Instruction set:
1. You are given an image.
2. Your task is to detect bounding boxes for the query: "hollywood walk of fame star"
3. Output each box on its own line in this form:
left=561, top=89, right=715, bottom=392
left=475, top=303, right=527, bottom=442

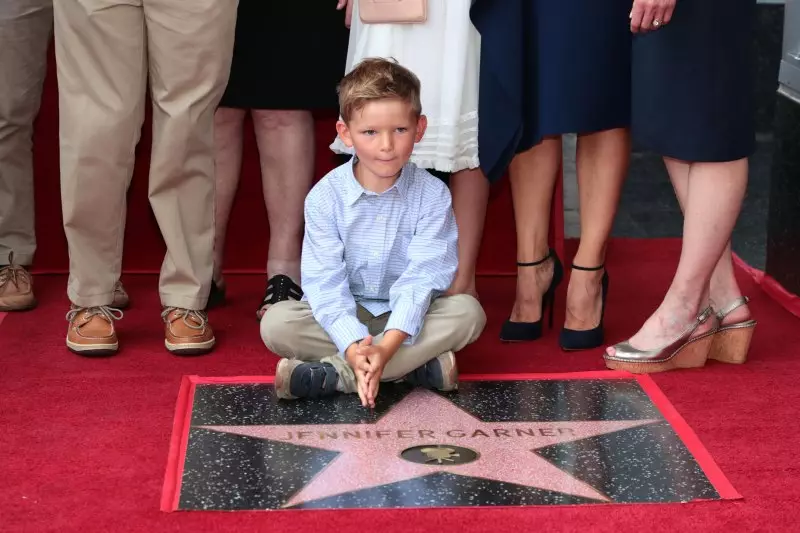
left=201, top=388, right=658, bottom=508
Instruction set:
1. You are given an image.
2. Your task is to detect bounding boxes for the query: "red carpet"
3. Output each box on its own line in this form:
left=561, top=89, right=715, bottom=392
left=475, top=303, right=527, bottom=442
left=2, top=239, right=799, bottom=532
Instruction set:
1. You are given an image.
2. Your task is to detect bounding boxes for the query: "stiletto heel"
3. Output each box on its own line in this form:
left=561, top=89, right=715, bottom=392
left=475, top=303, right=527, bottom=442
left=559, top=264, right=608, bottom=351
left=500, top=249, right=564, bottom=342
left=604, top=307, right=716, bottom=374
left=709, top=296, right=756, bottom=364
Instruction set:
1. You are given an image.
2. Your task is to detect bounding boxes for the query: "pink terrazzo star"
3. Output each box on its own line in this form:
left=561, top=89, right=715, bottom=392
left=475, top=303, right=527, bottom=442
left=203, top=388, right=658, bottom=507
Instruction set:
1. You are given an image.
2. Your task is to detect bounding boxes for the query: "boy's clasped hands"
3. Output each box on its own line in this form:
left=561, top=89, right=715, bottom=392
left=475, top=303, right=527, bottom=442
left=345, top=330, right=408, bottom=408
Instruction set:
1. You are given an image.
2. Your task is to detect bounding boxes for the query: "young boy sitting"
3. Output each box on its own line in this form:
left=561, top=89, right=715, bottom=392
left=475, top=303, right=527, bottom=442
left=260, top=58, right=486, bottom=407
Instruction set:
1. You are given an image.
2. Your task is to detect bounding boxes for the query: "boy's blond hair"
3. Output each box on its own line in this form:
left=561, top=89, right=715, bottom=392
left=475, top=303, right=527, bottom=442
left=337, top=58, right=422, bottom=123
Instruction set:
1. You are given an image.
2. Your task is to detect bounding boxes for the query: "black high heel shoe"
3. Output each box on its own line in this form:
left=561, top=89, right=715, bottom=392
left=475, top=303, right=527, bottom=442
left=500, top=249, right=564, bottom=342
left=559, top=264, right=609, bottom=351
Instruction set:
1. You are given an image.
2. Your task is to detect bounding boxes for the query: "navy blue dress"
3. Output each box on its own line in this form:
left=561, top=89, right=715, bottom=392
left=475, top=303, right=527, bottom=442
left=470, top=0, right=633, bottom=182
left=631, top=0, right=756, bottom=162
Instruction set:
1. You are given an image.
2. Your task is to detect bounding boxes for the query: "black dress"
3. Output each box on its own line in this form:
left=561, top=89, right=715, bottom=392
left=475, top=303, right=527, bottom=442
left=219, top=1, right=350, bottom=110
left=470, top=0, right=633, bottom=182
left=631, top=0, right=756, bottom=162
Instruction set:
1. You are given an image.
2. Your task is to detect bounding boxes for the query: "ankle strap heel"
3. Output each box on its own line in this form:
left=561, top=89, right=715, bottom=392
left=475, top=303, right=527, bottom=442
left=500, top=249, right=564, bottom=343
left=559, top=263, right=609, bottom=351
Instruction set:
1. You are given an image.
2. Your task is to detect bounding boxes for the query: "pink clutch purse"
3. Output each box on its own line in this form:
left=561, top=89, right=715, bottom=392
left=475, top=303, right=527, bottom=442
left=359, top=0, right=427, bottom=24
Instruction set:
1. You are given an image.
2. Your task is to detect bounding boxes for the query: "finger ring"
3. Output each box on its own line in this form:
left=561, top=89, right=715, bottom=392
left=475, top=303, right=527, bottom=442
left=653, top=19, right=662, bottom=27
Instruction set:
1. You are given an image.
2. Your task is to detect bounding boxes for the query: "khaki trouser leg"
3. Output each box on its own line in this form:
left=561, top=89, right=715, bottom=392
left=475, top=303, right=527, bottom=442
left=0, top=0, right=53, bottom=266
left=144, top=0, right=238, bottom=310
left=54, top=0, right=147, bottom=307
left=376, top=295, right=486, bottom=380
left=261, top=295, right=487, bottom=394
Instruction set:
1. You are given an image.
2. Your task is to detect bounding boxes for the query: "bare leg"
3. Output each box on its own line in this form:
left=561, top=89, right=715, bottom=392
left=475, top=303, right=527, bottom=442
left=566, top=128, right=629, bottom=330
left=446, top=167, right=490, bottom=298
left=252, top=109, right=314, bottom=318
left=665, top=157, right=751, bottom=326
left=212, top=107, right=247, bottom=285
left=607, top=158, right=748, bottom=354
left=509, top=137, right=561, bottom=323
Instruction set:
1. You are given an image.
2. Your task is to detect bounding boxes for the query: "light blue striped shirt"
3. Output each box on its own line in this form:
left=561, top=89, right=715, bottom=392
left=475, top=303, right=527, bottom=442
left=301, top=158, right=458, bottom=356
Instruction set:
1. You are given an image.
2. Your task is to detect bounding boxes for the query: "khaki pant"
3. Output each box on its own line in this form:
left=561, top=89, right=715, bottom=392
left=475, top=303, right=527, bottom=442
left=53, top=0, right=238, bottom=308
left=260, top=294, right=487, bottom=393
left=0, top=0, right=53, bottom=266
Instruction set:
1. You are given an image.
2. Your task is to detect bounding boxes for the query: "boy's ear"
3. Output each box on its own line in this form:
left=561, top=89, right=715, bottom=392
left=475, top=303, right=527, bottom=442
left=336, top=119, right=354, bottom=148
left=414, top=114, right=428, bottom=143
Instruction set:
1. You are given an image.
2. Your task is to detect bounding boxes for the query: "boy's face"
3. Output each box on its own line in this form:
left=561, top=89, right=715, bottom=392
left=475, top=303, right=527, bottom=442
left=336, top=99, right=427, bottom=184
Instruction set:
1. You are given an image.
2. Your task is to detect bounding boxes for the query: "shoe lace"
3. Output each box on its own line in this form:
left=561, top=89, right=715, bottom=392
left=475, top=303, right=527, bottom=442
left=65, top=305, right=124, bottom=323
left=161, top=307, right=208, bottom=330
left=0, top=252, right=31, bottom=290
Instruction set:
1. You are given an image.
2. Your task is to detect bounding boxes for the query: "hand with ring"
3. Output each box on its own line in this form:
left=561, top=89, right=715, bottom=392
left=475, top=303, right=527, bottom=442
left=629, top=0, right=676, bottom=33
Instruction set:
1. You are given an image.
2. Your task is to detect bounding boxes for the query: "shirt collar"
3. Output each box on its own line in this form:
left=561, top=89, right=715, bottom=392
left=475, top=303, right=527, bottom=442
left=343, top=156, right=412, bottom=206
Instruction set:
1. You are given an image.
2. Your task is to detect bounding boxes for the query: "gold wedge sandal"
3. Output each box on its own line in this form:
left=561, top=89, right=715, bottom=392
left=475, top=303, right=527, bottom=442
left=708, top=296, right=756, bottom=364
left=604, top=306, right=717, bottom=374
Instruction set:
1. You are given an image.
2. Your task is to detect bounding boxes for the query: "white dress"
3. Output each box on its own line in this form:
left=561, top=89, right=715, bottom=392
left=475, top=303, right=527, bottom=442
left=330, top=0, right=481, bottom=173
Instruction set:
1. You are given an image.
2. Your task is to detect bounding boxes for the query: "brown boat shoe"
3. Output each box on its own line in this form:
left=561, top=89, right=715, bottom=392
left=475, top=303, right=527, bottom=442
left=0, top=253, right=36, bottom=312
left=66, top=305, right=123, bottom=356
left=162, top=307, right=215, bottom=355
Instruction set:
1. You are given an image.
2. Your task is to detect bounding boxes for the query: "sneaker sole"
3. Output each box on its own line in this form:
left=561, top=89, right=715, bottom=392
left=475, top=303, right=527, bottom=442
left=273, top=359, right=298, bottom=400
left=438, top=351, right=459, bottom=391
left=66, top=339, right=118, bottom=357
left=165, top=337, right=215, bottom=356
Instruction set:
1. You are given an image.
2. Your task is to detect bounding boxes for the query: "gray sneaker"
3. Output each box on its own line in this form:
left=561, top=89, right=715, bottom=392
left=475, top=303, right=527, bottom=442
left=404, top=351, right=458, bottom=392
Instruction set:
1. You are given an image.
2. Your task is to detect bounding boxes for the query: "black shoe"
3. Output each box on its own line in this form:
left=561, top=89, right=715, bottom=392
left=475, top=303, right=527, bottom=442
left=274, top=359, right=340, bottom=400
left=404, top=351, right=458, bottom=391
left=500, top=249, right=564, bottom=342
left=257, top=274, right=303, bottom=320
left=559, top=264, right=609, bottom=351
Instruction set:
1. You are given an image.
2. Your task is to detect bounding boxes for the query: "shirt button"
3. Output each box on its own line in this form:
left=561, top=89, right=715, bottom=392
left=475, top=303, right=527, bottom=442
left=371, top=251, right=380, bottom=259
left=376, top=215, right=386, bottom=222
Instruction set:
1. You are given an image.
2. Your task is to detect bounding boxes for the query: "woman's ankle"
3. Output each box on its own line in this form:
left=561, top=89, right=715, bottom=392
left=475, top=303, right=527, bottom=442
left=511, top=259, right=555, bottom=321
left=658, top=290, right=706, bottom=325
left=571, top=248, right=606, bottom=270
left=709, top=278, right=743, bottom=309
left=266, top=259, right=301, bottom=283
left=709, top=289, right=751, bottom=325
left=517, top=257, right=554, bottom=290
